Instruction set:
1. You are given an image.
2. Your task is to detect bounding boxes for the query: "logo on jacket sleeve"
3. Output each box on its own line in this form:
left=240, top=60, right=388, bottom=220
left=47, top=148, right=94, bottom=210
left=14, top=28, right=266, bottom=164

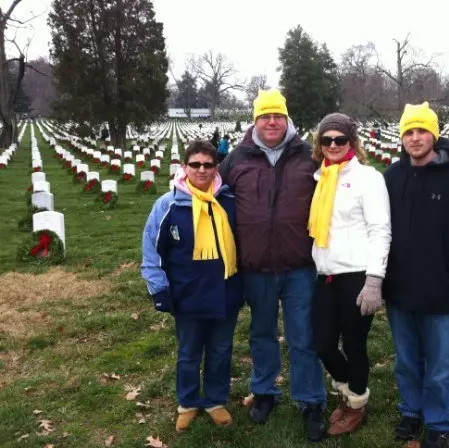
left=431, top=193, right=441, bottom=200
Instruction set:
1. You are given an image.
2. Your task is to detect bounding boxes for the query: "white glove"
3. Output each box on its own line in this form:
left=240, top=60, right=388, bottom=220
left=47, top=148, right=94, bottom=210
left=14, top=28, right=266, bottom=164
left=356, top=276, right=383, bottom=316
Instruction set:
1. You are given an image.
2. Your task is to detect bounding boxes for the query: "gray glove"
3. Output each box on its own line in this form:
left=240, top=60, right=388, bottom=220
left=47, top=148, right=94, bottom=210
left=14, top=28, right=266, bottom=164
left=356, top=276, right=383, bottom=316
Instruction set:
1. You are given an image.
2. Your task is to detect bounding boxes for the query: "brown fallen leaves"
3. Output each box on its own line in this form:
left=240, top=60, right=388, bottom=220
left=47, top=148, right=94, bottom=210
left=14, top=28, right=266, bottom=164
left=104, top=435, right=115, bottom=446
left=38, top=419, right=54, bottom=435
left=131, top=312, right=140, bottom=321
left=125, top=384, right=142, bottom=401
left=146, top=435, right=167, bottom=448
left=242, top=393, right=254, bottom=407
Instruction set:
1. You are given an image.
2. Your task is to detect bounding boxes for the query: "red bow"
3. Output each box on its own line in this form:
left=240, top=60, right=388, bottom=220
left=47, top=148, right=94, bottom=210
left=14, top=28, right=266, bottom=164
left=84, top=179, right=96, bottom=191
left=104, top=191, right=112, bottom=203
left=29, top=232, right=52, bottom=257
left=143, top=180, right=153, bottom=191
left=124, top=173, right=132, bottom=182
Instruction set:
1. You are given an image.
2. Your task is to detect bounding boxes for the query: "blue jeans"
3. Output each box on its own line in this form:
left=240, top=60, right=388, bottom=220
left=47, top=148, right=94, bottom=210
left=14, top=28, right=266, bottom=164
left=244, top=267, right=326, bottom=407
left=387, top=304, right=449, bottom=431
left=175, top=314, right=238, bottom=408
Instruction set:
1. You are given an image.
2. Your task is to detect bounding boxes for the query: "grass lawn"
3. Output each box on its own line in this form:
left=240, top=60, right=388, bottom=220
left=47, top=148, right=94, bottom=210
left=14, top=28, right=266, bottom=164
left=0, top=124, right=403, bottom=447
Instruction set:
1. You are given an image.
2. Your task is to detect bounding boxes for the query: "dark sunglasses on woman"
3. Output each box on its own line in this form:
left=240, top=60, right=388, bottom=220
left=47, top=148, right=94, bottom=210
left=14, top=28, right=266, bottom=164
left=320, top=136, right=350, bottom=147
left=187, top=161, right=217, bottom=170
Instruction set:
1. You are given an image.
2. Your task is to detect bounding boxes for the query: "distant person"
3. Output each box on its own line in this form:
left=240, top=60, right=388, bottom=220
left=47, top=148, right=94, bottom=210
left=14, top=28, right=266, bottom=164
left=217, top=134, right=230, bottom=163
left=384, top=102, right=449, bottom=448
left=210, top=127, right=220, bottom=149
left=309, top=113, right=391, bottom=436
left=220, top=89, right=327, bottom=442
left=141, top=140, right=244, bottom=433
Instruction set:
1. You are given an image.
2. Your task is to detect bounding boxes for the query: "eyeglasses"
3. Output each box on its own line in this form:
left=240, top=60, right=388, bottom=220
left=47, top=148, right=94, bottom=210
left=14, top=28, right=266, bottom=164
left=320, top=136, right=350, bottom=147
left=187, top=161, right=216, bottom=170
left=258, top=114, right=286, bottom=121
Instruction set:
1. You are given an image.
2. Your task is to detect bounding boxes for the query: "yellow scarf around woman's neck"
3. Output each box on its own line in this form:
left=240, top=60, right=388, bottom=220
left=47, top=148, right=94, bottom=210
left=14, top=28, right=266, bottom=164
left=186, top=179, right=237, bottom=279
left=308, top=160, right=350, bottom=248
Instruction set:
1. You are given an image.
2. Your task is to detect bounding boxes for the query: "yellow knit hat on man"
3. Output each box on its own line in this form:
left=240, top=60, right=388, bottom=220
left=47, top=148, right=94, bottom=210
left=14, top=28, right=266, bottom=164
left=253, top=89, right=288, bottom=121
left=399, top=101, right=439, bottom=140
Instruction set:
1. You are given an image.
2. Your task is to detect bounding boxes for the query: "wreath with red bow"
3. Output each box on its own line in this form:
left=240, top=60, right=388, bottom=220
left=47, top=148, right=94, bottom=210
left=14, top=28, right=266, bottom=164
left=17, top=229, right=65, bottom=265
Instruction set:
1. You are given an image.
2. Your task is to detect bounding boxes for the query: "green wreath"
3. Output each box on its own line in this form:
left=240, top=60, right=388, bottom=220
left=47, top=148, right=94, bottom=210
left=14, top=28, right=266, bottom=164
left=136, top=180, right=157, bottom=194
left=95, top=191, right=118, bottom=209
left=73, top=171, right=87, bottom=183
left=118, top=173, right=136, bottom=184
left=82, top=178, right=101, bottom=193
left=17, top=229, right=65, bottom=265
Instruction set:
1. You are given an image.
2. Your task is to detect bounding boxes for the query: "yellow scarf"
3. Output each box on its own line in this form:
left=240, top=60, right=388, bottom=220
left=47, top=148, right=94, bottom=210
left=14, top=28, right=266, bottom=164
left=187, top=179, right=237, bottom=279
left=308, top=160, right=349, bottom=248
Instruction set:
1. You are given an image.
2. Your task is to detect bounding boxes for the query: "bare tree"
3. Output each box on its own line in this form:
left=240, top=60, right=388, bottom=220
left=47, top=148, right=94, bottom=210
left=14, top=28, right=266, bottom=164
left=189, top=50, right=244, bottom=119
left=376, top=34, right=437, bottom=111
left=245, top=74, right=269, bottom=106
left=0, top=0, right=27, bottom=147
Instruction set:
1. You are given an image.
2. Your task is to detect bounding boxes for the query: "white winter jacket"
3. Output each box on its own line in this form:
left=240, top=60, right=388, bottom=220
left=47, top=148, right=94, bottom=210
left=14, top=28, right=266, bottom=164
left=311, top=158, right=391, bottom=278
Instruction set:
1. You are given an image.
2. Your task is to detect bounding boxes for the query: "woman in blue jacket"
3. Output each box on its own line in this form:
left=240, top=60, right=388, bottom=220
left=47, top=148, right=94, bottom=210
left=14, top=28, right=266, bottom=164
left=141, top=140, right=243, bottom=433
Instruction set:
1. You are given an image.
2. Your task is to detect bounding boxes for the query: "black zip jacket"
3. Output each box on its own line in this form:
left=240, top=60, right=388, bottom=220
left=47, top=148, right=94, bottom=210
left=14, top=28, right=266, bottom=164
left=384, top=137, right=449, bottom=313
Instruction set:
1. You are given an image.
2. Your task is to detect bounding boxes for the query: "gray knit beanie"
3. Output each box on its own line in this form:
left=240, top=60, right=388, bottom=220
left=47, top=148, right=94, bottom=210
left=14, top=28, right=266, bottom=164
left=318, top=113, right=358, bottom=143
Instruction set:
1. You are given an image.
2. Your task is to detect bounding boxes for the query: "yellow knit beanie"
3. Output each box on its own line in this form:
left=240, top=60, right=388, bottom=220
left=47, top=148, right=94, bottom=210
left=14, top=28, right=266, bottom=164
left=253, top=89, right=288, bottom=121
left=399, top=101, right=439, bottom=140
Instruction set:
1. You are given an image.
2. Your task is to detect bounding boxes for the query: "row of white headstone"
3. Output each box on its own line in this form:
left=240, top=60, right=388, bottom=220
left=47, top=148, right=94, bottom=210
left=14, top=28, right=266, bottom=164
left=0, top=122, right=28, bottom=168
left=26, top=124, right=66, bottom=251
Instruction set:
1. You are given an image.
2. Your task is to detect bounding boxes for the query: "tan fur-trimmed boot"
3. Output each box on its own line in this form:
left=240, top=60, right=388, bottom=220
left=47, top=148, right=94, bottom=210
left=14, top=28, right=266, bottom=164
left=329, top=380, right=349, bottom=424
left=327, top=388, right=369, bottom=436
left=176, top=406, right=198, bottom=433
left=205, top=405, right=233, bottom=427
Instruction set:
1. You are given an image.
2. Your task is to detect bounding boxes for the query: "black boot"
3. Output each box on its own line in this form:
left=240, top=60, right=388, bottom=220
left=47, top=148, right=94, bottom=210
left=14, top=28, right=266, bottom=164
left=395, top=416, right=423, bottom=441
left=302, top=404, right=327, bottom=442
left=422, top=430, right=449, bottom=448
left=249, top=394, right=276, bottom=424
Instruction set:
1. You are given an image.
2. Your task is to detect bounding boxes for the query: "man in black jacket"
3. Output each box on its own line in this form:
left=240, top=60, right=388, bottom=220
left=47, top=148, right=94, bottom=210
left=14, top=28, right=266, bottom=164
left=384, top=101, right=449, bottom=448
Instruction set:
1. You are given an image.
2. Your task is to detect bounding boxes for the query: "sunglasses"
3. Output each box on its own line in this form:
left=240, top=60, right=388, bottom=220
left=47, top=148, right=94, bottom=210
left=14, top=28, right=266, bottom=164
left=320, top=136, right=350, bottom=147
left=187, top=161, right=216, bottom=170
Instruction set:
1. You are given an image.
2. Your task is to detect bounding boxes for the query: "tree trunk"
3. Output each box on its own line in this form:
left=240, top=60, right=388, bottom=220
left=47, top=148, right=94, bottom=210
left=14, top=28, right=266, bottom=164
left=108, top=120, right=126, bottom=149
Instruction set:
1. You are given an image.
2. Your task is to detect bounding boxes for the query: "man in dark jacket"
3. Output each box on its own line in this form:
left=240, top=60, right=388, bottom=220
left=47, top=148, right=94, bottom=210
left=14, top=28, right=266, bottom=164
left=384, top=101, right=449, bottom=448
left=219, top=89, right=326, bottom=442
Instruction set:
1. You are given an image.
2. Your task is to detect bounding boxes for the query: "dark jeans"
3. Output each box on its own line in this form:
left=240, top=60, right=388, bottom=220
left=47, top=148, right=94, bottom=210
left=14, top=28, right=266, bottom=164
left=387, top=304, right=449, bottom=431
left=175, top=313, right=238, bottom=408
left=244, top=267, right=326, bottom=406
left=312, top=272, right=373, bottom=395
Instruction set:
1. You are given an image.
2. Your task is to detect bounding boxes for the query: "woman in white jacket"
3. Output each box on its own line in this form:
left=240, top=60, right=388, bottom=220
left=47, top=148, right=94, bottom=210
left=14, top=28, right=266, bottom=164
left=308, top=113, right=391, bottom=436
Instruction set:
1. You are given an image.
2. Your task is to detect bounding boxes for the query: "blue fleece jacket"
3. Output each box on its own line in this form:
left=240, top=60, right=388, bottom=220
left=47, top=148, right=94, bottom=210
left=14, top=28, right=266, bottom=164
left=141, top=186, right=244, bottom=319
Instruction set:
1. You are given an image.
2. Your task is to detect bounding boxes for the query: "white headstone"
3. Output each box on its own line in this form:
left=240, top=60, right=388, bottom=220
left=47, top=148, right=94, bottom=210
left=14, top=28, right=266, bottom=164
left=143, top=147, right=150, bottom=156
left=140, top=171, right=155, bottom=182
left=32, top=160, right=42, bottom=169
left=33, top=211, right=65, bottom=249
left=132, top=145, right=140, bottom=152
left=124, top=151, right=132, bottom=160
left=77, top=163, right=89, bottom=174
left=123, top=164, right=135, bottom=175
left=111, top=159, right=121, bottom=168
left=0, top=155, right=8, bottom=166
left=32, top=192, right=54, bottom=211
left=170, top=164, right=181, bottom=177
left=73, top=159, right=81, bottom=167
left=101, top=154, right=110, bottom=164
left=33, top=181, right=50, bottom=193
left=32, top=172, right=46, bottom=184
left=150, top=159, right=161, bottom=169
left=93, top=151, right=102, bottom=160
left=136, top=154, right=145, bottom=164
left=107, top=145, right=114, bottom=153
left=155, top=150, right=164, bottom=159
left=87, top=171, right=100, bottom=182
left=114, top=148, right=122, bottom=157
left=102, top=180, right=117, bottom=193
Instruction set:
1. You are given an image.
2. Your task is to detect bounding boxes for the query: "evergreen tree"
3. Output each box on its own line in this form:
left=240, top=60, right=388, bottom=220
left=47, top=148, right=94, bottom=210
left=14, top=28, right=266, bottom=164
left=49, top=0, right=168, bottom=148
left=175, top=70, right=199, bottom=117
left=278, top=26, right=340, bottom=132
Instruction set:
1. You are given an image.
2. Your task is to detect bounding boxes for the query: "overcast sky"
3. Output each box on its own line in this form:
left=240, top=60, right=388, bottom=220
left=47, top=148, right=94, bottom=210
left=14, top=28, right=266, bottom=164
left=2, top=0, right=449, bottom=90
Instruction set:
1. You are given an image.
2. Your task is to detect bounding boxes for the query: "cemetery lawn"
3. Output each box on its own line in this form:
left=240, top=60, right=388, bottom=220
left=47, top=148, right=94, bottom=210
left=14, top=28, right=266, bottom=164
left=0, top=126, right=403, bottom=448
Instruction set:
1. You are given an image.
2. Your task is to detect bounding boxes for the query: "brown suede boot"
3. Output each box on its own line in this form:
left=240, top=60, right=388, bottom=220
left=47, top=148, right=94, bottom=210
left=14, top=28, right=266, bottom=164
left=328, top=406, right=366, bottom=436
left=329, top=398, right=348, bottom=424
left=329, top=381, right=349, bottom=424
left=176, top=406, right=198, bottom=433
left=206, top=406, right=233, bottom=427
left=327, top=388, right=369, bottom=436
